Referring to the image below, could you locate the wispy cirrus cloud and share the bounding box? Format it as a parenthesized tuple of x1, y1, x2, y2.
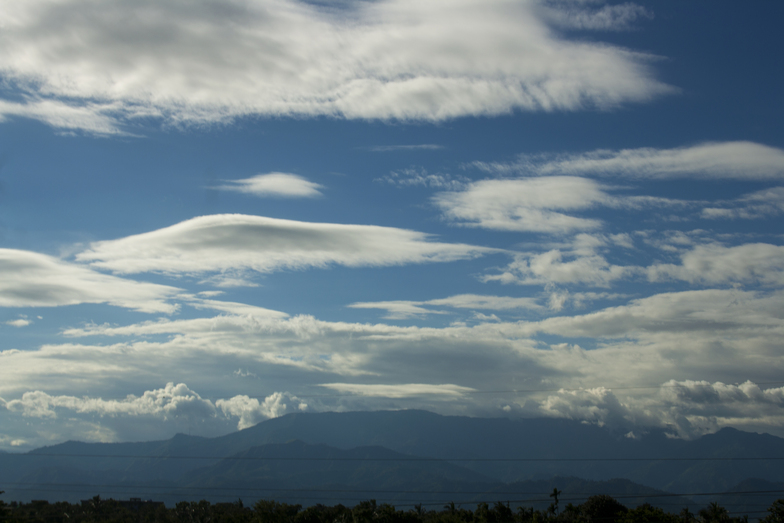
(0, 0, 671, 133)
(75, 214, 493, 278)
(318, 383, 475, 398)
(365, 144, 444, 152)
(474, 142, 784, 180)
(702, 187, 784, 220)
(350, 294, 543, 319)
(214, 173, 323, 198)
(539, 0, 653, 31)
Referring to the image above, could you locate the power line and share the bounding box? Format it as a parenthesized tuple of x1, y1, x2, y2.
(15, 453, 784, 462)
(3, 482, 782, 502)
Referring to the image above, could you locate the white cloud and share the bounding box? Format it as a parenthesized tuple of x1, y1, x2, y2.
(649, 243, 784, 286)
(0, 248, 180, 313)
(434, 177, 607, 233)
(3, 383, 309, 433)
(0, 0, 671, 132)
(4, 284, 784, 443)
(76, 214, 492, 276)
(319, 383, 476, 398)
(378, 167, 467, 190)
(539, 1, 653, 31)
(485, 249, 636, 287)
(539, 380, 784, 439)
(0, 97, 129, 135)
(5, 317, 32, 327)
(4, 383, 217, 420)
(349, 293, 543, 319)
(348, 300, 446, 320)
(215, 172, 323, 198)
(702, 187, 784, 220)
(506, 142, 784, 180)
(529, 288, 784, 339)
(426, 294, 543, 311)
(483, 233, 639, 287)
(216, 392, 307, 430)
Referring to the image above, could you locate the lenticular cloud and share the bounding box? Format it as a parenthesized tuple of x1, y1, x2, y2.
(76, 214, 491, 276)
(0, 0, 670, 132)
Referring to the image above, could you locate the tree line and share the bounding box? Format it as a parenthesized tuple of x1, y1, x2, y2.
(2, 492, 783, 523)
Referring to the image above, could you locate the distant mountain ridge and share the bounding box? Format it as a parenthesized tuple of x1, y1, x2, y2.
(2, 410, 783, 508)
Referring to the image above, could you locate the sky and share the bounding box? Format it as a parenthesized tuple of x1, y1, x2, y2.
(1, 0, 783, 451)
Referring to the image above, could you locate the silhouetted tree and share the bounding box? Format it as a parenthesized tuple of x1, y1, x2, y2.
(580, 495, 627, 523)
(763, 500, 784, 523)
(698, 502, 730, 523)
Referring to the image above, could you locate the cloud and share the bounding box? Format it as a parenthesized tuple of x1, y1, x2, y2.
(348, 300, 446, 320)
(349, 293, 543, 319)
(529, 288, 784, 339)
(378, 167, 467, 190)
(0, 0, 671, 132)
(0, 97, 132, 135)
(485, 142, 784, 180)
(3, 382, 309, 433)
(366, 144, 444, 152)
(649, 243, 784, 286)
(539, 387, 639, 429)
(5, 317, 32, 327)
(4, 383, 217, 420)
(702, 187, 784, 220)
(216, 392, 307, 430)
(4, 283, 784, 444)
(482, 233, 640, 287)
(318, 383, 476, 398)
(215, 172, 323, 198)
(433, 177, 608, 233)
(76, 214, 492, 276)
(485, 249, 636, 287)
(539, 380, 784, 439)
(539, 1, 653, 31)
(0, 248, 180, 313)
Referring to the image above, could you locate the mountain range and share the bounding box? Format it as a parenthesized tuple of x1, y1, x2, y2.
(1, 410, 783, 511)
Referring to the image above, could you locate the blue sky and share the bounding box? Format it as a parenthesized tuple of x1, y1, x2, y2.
(1, 0, 784, 450)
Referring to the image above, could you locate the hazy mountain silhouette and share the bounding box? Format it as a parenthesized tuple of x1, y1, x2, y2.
(2, 410, 783, 507)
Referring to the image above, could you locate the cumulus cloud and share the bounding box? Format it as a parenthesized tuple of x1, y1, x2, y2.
(434, 177, 608, 233)
(4, 383, 217, 420)
(76, 214, 492, 277)
(0, 0, 671, 132)
(215, 172, 323, 198)
(217, 392, 307, 430)
(0, 248, 180, 313)
(479, 142, 784, 180)
(539, 380, 784, 439)
(3, 383, 310, 432)
(483, 233, 639, 286)
(540, 387, 639, 429)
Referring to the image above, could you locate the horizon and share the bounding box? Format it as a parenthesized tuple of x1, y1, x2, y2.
(1, 0, 784, 453)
